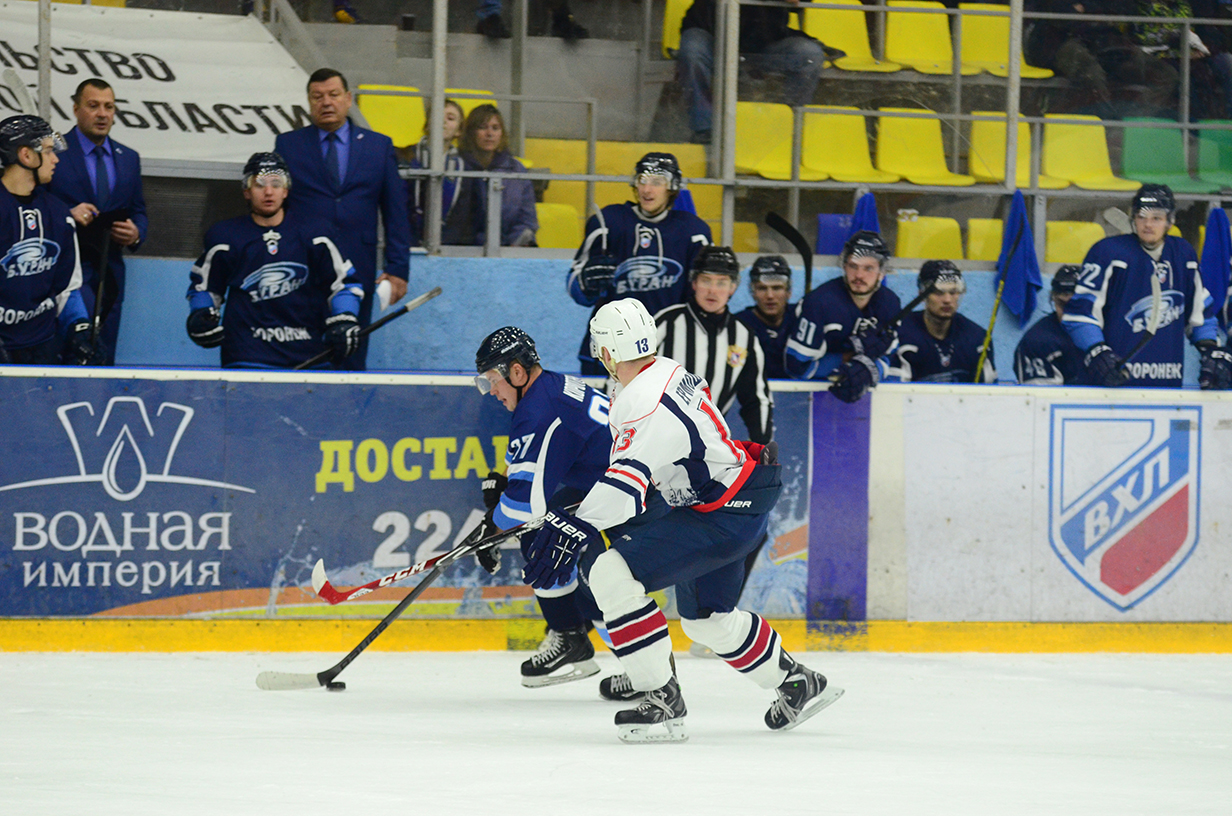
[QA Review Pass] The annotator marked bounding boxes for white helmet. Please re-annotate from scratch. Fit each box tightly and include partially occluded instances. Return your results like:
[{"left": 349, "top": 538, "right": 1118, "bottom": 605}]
[{"left": 589, "top": 298, "right": 657, "bottom": 370}]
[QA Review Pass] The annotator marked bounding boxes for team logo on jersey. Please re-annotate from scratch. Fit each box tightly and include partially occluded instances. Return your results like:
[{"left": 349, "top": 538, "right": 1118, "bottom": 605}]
[
  {"left": 1048, "top": 404, "right": 1200, "bottom": 611},
  {"left": 23, "top": 208, "right": 37, "bottom": 231},
  {"left": 240, "top": 262, "right": 309, "bottom": 302},
  {"left": 1, "top": 237, "right": 60, "bottom": 278},
  {"left": 613, "top": 257, "right": 683, "bottom": 295},
  {"left": 263, "top": 230, "right": 281, "bottom": 255},
  {"left": 726, "top": 344, "right": 747, "bottom": 368},
  {"left": 1124, "top": 289, "right": 1184, "bottom": 333},
  {"left": 636, "top": 224, "right": 654, "bottom": 249}
]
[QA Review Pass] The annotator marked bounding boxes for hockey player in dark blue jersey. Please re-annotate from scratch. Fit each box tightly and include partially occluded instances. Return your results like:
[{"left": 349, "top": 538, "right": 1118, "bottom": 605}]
[
  {"left": 471, "top": 326, "right": 619, "bottom": 689},
  {"left": 735, "top": 255, "right": 796, "bottom": 379},
  {"left": 1063, "top": 184, "right": 1231, "bottom": 390},
  {"left": 784, "top": 230, "right": 902, "bottom": 402},
  {"left": 567, "top": 152, "right": 711, "bottom": 374},
  {"left": 186, "top": 153, "right": 363, "bottom": 369},
  {"left": 886, "top": 261, "right": 996, "bottom": 383},
  {"left": 0, "top": 115, "right": 92, "bottom": 366},
  {"left": 1014, "top": 265, "right": 1086, "bottom": 385}
]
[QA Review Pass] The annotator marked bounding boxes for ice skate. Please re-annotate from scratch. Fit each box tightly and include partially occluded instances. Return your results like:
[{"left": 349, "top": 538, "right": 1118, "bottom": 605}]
[
  {"left": 616, "top": 675, "right": 688, "bottom": 743},
  {"left": 521, "top": 628, "right": 599, "bottom": 688},
  {"left": 765, "top": 652, "right": 844, "bottom": 731}
]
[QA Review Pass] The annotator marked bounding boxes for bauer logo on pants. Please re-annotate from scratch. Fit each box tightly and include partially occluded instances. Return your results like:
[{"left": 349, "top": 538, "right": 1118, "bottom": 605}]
[{"left": 1048, "top": 405, "right": 1200, "bottom": 611}]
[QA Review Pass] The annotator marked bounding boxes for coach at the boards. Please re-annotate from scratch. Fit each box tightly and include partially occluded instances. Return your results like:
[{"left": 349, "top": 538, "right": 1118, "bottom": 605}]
[{"left": 276, "top": 67, "right": 410, "bottom": 370}]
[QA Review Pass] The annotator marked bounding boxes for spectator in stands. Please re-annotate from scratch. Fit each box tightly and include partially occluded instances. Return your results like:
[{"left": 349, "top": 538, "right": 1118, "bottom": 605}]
[
  {"left": 735, "top": 255, "right": 797, "bottom": 380},
  {"left": 1130, "top": 0, "right": 1232, "bottom": 120},
  {"left": 406, "top": 99, "right": 482, "bottom": 247},
  {"left": 1013, "top": 265, "right": 1086, "bottom": 384},
  {"left": 275, "top": 67, "right": 409, "bottom": 371},
  {"left": 676, "top": 0, "right": 836, "bottom": 143},
  {"left": 47, "top": 78, "right": 147, "bottom": 366},
  {"left": 477, "top": 0, "right": 589, "bottom": 40},
  {"left": 885, "top": 261, "right": 996, "bottom": 384},
  {"left": 459, "top": 104, "right": 538, "bottom": 247}
]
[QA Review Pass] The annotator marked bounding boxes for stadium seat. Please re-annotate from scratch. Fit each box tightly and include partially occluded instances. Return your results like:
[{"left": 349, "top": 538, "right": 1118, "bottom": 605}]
[
  {"left": 704, "top": 221, "right": 760, "bottom": 253},
  {"left": 1196, "top": 120, "right": 1232, "bottom": 189},
  {"left": 797, "top": 0, "right": 903, "bottom": 73},
  {"left": 1045, "top": 221, "right": 1106, "bottom": 263},
  {"left": 534, "top": 203, "right": 583, "bottom": 249},
  {"left": 356, "top": 85, "right": 423, "bottom": 149},
  {"left": 802, "top": 106, "right": 901, "bottom": 182},
  {"left": 967, "top": 217, "right": 1003, "bottom": 261},
  {"left": 876, "top": 108, "right": 976, "bottom": 186},
  {"left": 885, "top": 1, "right": 979, "bottom": 76},
  {"left": 1121, "top": 118, "right": 1221, "bottom": 193},
  {"left": 1042, "top": 114, "right": 1140, "bottom": 190},
  {"left": 663, "top": 0, "right": 690, "bottom": 58},
  {"left": 816, "top": 214, "right": 855, "bottom": 255},
  {"left": 735, "top": 102, "right": 827, "bottom": 180},
  {"left": 957, "top": 4, "right": 1054, "bottom": 78},
  {"left": 896, "top": 213, "right": 965, "bottom": 259},
  {"left": 968, "top": 112, "right": 1068, "bottom": 189}
]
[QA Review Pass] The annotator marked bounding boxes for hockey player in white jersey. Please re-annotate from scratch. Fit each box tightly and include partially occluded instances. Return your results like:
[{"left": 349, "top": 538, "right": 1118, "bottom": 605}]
[{"left": 521, "top": 298, "right": 842, "bottom": 743}]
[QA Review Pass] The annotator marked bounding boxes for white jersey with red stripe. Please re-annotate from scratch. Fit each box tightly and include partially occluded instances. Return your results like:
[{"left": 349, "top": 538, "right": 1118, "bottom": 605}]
[{"left": 576, "top": 356, "right": 754, "bottom": 532}]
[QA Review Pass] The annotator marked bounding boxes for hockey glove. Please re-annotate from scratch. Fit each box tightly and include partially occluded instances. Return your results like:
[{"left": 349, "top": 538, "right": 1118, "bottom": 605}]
[
  {"left": 186, "top": 306, "right": 224, "bottom": 348},
  {"left": 481, "top": 470, "right": 508, "bottom": 510},
  {"left": 830, "top": 354, "right": 877, "bottom": 404},
  {"left": 1197, "top": 342, "right": 1232, "bottom": 390},
  {"left": 850, "top": 324, "right": 897, "bottom": 361},
  {"left": 579, "top": 255, "right": 618, "bottom": 298},
  {"left": 464, "top": 509, "right": 502, "bottom": 575},
  {"left": 1083, "top": 343, "right": 1130, "bottom": 387},
  {"left": 66, "top": 320, "right": 106, "bottom": 366},
  {"left": 324, "top": 313, "right": 361, "bottom": 359},
  {"left": 523, "top": 510, "right": 600, "bottom": 590}
]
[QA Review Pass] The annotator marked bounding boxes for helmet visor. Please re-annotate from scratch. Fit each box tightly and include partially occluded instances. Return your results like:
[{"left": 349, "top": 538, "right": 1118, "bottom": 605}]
[
  {"left": 633, "top": 172, "right": 670, "bottom": 188},
  {"left": 474, "top": 367, "right": 506, "bottom": 395}
]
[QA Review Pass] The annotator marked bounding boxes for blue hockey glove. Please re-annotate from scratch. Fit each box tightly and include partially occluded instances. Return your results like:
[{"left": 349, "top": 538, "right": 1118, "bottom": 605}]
[
  {"left": 830, "top": 354, "right": 876, "bottom": 403},
  {"left": 579, "top": 255, "right": 617, "bottom": 297},
  {"left": 522, "top": 510, "right": 600, "bottom": 590},
  {"left": 850, "top": 324, "right": 897, "bottom": 361},
  {"left": 481, "top": 470, "right": 507, "bottom": 510},
  {"left": 1197, "top": 342, "right": 1232, "bottom": 390},
  {"left": 186, "top": 306, "right": 223, "bottom": 349},
  {"left": 1083, "top": 343, "right": 1130, "bottom": 387},
  {"left": 324, "top": 313, "right": 361, "bottom": 358},
  {"left": 66, "top": 320, "right": 106, "bottom": 366}
]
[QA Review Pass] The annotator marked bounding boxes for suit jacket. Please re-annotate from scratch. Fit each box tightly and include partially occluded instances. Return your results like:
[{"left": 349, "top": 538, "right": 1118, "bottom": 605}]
[
  {"left": 46, "top": 126, "right": 148, "bottom": 297},
  {"left": 275, "top": 122, "right": 410, "bottom": 289}
]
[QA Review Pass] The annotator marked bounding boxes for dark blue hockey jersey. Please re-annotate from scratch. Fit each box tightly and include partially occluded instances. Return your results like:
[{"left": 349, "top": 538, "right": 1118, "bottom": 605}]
[
  {"left": 567, "top": 202, "right": 711, "bottom": 365},
  {"left": 0, "top": 186, "right": 88, "bottom": 349},
  {"left": 784, "top": 277, "right": 901, "bottom": 380},
  {"left": 1062, "top": 234, "right": 1218, "bottom": 388},
  {"left": 187, "top": 213, "right": 362, "bottom": 368},
  {"left": 886, "top": 311, "right": 995, "bottom": 383},
  {"left": 493, "top": 370, "right": 611, "bottom": 530},
  {"left": 1014, "top": 312, "right": 1085, "bottom": 385},
  {"left": 735, "top": 305, "right": 796, "bottom": 380}
]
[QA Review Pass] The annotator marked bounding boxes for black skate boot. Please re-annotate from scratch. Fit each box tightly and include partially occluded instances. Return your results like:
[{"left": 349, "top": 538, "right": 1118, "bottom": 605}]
[
  {"left": 600, "top": 653, "right": 675, "bottom": 702},
  {"left": 765, "top": 651, "right": 844, "bottom": 731},
  {"left": 521, "top": 627, "right": 599, "bottom": 688},
  {"left": 615, "top": 675, "right": 688, "bottom": 743}
]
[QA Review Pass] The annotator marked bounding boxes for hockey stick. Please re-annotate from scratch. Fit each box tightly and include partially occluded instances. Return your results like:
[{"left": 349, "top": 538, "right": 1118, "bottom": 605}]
[
  {"left": 293, "top": 285, "right": 441, "bottom": 370},
  {"left": 1, "top": 68, "right": 37, "bottom": 115},
  {"left": 974, "top": 214, "right": 1029, "bottom": 383},
  {"left": 765, "top": 211, "right": 813, "bottom": 293},
  {"left": 1119, "top": 269, "right": 1164, "bottom": 369}
]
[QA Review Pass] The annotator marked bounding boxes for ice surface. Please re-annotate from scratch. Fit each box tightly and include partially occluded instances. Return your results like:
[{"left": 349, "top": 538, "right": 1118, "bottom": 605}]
[{"left": 3, "top": 651, "right": 1229, "bottom": 815}]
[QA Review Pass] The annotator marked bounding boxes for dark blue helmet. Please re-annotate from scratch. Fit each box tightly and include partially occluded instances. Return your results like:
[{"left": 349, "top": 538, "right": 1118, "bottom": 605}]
[
  {"left": 242, "top": 151, "right": 291, "bottom": 189},
  {"left": 1051, "top": 264, "right": 1080, "bottom": 295},
  {"left": 633, "top": 152, "right": 681, "bottom": 191},
  {"left": 0, "top": 115, "right": 65, "bottom": 167},
  {"left": 1132, "top": 183, "right": 1175, "bottom": 217},
  {"left": 749, "top": 255, "right": 792, "bottom": 286},
  {"left": 918, "top": 259, "right": 965, "bottom": 294}
]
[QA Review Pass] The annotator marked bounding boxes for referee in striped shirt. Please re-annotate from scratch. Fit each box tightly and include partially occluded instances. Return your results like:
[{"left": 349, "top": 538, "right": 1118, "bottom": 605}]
[{"left": 654, "top": 245, "right": 773, "bottom": 444}]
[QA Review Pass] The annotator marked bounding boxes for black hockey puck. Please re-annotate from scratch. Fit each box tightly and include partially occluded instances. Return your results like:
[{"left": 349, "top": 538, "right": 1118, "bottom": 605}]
[{"left": 326, "top": 681, "right": 346, "bottom": 691}]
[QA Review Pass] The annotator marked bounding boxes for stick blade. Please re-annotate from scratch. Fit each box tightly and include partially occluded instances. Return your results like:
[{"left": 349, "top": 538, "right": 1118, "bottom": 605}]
[
  {"left": 255, "top": 671, "right": 323, "bottom": 691},
  {"left": 311, "top": 558, "right": 328, "bottom": 595},
  {"left": 312, "top": 560, "right": 347, "bottom": 605}
]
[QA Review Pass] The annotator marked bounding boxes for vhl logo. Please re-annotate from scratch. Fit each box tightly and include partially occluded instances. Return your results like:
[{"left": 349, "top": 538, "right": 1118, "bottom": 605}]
[
  {"left": 0, "top": 396, "right": 254, "bottom": 502},
  {"left": 1048, "top": 405, "right": 1200, "bottom": 611}
]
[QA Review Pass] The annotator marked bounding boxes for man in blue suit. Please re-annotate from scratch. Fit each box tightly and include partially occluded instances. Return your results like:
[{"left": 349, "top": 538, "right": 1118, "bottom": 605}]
[
  {"left": 275, "top": 68, "right": 410, "bottom": 371},
  {"left": 46, "top": 78, "right": 148, "bottom": 366}
]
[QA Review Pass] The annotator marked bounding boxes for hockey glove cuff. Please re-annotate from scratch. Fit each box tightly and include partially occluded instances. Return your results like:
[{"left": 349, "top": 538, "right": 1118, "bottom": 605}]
[
  {"left": 481, "top": 470, "right": 508, "bottom": 510},
  {"left": 579, "top": 256, "right": 617, "bottom": 297},
  {"left": 464, "top": 509, "right": 502, "bottom": 575},
  {"left": 830, "top": 354, "right": 877, "bottom": 404},
  {"left": 850, "top": 324, "right": 897, "bottom": 361},
  {"left": 1198, "top": 343, "right": 1232, "bottom": 390},
  {"left": 324, "top": 313, "right": 361, "bottom": 358},
  {"left": 1083, "top": 343, "right": 1130, "bottom": 387},
  {"left": 186, "top": 306, "right": 224, "bottom": 349},
  {"left": 523, "top": 510, "right": 600, "bottom": 590}
]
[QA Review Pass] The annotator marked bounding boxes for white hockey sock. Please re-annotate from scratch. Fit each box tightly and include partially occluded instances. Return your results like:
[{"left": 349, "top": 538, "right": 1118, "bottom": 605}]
[
  {"left": 681, "top": 610, "right": 786, "bottom": 689},
  {"left": 589, "top": 549, "right": 673, "bottom": 691}
]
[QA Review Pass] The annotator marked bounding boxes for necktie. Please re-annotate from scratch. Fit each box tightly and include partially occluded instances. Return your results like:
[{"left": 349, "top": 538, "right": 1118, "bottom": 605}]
[
  {"left": 325, "top": 133, "right": 341, "bottom": 189},
  {"left": 94, "top": 145, "right": 110, "bottom": 210}
]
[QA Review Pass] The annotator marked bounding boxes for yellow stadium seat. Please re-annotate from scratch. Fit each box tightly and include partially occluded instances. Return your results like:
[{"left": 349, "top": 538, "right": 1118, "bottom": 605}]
[
  {"left": 876, "top": 108, "right": 976, "bottom": 186},
  {"left": 967, "top": 218, "right": 1004, "bottom": 261},
  {"left": 1043, "top": 114, "right": 1141, "bottom": 191},
  {"left": 1045, "top": 221, "right": 1106, "bottom": 263},
  {"left": 1168, "top": 225, "right": 1182, "bottom": 236},
  {"left": 663, "top": 0, "right": 691, "bottom": 58},
  {"left": 886, "top": 1, "right": 979, "bottom": 76},
  {"left": 357, "top": 85, "right": 422, "bottom": 149},
  {"left": 797, "top": 0, "right": 903, "bottom": 73},
  {"left": 802, "top": 107, "right": 901, "bottom": 182},
  {"left": 535, "top": 203, "right": 583, "bottom": 249},
  {"left": 957, "top": 4, "right": 1054, "bottom": 78},
  {"left": 705, "top": 221, "right": 760, "bottom": 253},
  {"left": 897, "top": 213, "right": 965, "bottom": 259},
  {"left": 734, "top": 102, "right": 827, "bottom": 181},
  {"left": 968, "top": 111, "right": 1069, "bottom": 189}
]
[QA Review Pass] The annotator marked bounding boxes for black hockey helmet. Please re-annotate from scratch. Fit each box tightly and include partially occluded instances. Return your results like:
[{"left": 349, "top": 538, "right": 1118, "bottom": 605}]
[
  {"left": 749, "top": 255, "right": 792, "bottom": 286},
  {"left": 242, "top": 152, "right": 292, "bottom": 189},
  {"left": 1132, "top": 183, "right": 1176, "bottom": 218},
  {"left": 1051, "top": 264, "right": 1081, "bottom": 295},
  {"left": 840, "top": 230, "right": 891, "bottom": 268},
  {"left": 0, "top": 114, "right": 65, "bottom": 167},
  {"left": 633, "top": 151, "right": 682, "bottom": 191},
  {"left": 475, "top": 326, "right": 541, "bottom": 394},
  {"left": 691, "top": 245, "right": 740, "bottom": 282},
  {"left": 918, "top": 259, "right": 965, "bottom": 294}
]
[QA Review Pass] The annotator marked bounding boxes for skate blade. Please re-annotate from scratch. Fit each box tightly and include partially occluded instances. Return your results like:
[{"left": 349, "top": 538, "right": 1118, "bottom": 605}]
[
  {"left": 599, "top": 689, "right": 644, "bottom": 703},
  {"left": 777, "top": 686, "right": 845, "bottom": 732},
  {"left": 618, "top": 718, "right": 689, "bottom": 744},
  {"left": 521, "top": 659, "right": 601, "bottom": 688}
]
